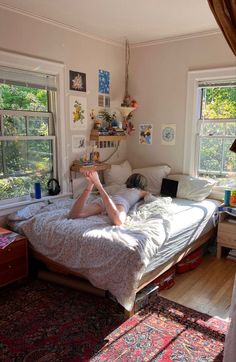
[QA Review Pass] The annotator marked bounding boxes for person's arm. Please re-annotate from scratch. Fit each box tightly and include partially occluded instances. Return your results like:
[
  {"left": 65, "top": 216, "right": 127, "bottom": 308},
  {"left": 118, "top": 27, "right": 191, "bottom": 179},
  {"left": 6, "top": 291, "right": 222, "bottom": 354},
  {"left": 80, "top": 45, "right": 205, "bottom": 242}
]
[
  {"left": 87, "top": 171, "right": 126, "bottom": 225},
  {"left": 68, "top": 175, "right": 94, "bottom": 219}
]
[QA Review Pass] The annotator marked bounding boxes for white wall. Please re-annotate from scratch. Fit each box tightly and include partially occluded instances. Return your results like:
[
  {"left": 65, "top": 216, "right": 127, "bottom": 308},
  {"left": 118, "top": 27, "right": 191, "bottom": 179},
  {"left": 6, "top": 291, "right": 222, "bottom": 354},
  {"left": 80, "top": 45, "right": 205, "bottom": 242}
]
[
  {"left": 0, "top": 7, "right": 127, "bottom": 179},
  {"left": 128, "top": 34, "right": 236, "bottom": 172}
]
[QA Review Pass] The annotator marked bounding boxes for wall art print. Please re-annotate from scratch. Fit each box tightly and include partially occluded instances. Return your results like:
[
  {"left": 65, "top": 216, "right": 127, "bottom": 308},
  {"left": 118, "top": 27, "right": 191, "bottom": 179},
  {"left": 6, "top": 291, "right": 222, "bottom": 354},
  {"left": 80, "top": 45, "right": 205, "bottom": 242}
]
[
  {"left": 161, "top": 124, "right": 176, "bottom": 145},
  {"left": 69, "top": 70, "right": 86, "bottom": 92},
  {"left": 139, "top": 124, "right": 153, "bottom": 145},
  {"left": 69, "top": 96, "right": 87, "bottom": 131},
  {"left": 98, "top": 69, "right": 110, "bottom": 94},
  {"left": 72, "top": 135, "right": 86, "bottom": 153}
]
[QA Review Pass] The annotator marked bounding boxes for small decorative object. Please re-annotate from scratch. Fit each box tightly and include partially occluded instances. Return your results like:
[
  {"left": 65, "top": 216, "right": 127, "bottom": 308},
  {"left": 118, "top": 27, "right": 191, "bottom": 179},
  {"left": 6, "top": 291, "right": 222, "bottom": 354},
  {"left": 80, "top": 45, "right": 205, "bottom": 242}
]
[
  {"left": 69, "top": 70, "right": 86, "bottom": 92},
  {"left": 111, "top": 112, "right": 119, "bottom": 128},
  {"left": 230, "top": 190, "right": 236, "bottom": 206},
  {"left": 90, "top": 109, "right": 102, "bottom": 130},
  {"left": 139, "top": 124, "right": 153, "bottom": 145},
  {"left": 69, "top": 96, "right": 87, "bottom": 130},
  {"left": 47, "top": 178, "right": 61, "bottom": 196},
  {"left": 98, "top": 69, "right": 110, "bottom": 94},
  {"left": 224, "top": 190, "right": 231, "bottom": 205},
  {"left": 72, "top": 135, "right": 86, "bottom": 153},
  {"left": 161, "top": 124, "right": 176, "bottom": 145}
]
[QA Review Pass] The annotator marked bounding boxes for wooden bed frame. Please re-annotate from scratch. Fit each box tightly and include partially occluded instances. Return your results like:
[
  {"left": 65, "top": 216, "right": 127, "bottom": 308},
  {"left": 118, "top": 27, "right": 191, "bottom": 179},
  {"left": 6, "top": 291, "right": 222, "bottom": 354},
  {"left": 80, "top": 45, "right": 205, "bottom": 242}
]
[{"left": 29, "top": 226, "right": 217, "bottom": 318}]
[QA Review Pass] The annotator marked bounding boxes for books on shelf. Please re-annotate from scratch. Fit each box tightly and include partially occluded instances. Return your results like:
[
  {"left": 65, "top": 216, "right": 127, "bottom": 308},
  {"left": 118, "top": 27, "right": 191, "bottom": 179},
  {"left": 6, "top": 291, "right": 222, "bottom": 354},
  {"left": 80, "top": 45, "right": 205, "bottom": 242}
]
[
  {"left": 0, "top": 231, "right": 18, "bottom": 249},
  {"left": 227, "top": 248, "right": 236, "bottom": 262}
]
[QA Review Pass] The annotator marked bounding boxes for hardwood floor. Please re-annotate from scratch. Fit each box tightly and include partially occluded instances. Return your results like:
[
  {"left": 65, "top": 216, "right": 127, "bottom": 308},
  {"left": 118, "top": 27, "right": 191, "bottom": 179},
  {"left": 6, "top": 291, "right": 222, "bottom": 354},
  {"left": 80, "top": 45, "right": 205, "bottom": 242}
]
[{"left": 159, "top": 253, "right": 236, "bottom": 320}]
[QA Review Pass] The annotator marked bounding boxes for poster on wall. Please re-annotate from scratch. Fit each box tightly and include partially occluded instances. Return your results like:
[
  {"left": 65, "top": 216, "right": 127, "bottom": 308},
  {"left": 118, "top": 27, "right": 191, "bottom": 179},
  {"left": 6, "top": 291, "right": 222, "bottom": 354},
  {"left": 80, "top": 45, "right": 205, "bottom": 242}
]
[
  {"left": 98, "top": 69, "right": 110, "bottom": 94},
  {"left": 139, "top": 124, "right": 153, "bottom": 145},
  {"left": 69, "top": 96, "right": 87, "bottom": 131},
  {"left": 161, "top": 124, "right": 176, "bottom": 145},
  {"left": 69, "top": 70, "right": 86, "bottom": 92},
  {"left": 72, "top": 135, "right": 86, "bottom": 153}
]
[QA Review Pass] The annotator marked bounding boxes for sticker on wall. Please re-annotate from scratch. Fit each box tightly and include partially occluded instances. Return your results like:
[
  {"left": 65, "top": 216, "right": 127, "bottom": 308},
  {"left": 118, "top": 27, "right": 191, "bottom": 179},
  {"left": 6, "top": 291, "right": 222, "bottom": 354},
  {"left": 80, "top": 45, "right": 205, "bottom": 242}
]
[
  {"left": 161, "top": 124, "right": 176, "bottom": 145},
  {"left": 139, "top": 124, "right": 153, "bottom": 145},
  {"left": 98, "top": 69, "right": 110, "bottom": 94},
  {"left": 72, "top": 135, "right": 86, "bottom": 153},
  {"left": 69, "top": 96, "right": 87, "bottom": 130},
  {"left": 69, "top": 70, "right": 86, "bottom": 92}
]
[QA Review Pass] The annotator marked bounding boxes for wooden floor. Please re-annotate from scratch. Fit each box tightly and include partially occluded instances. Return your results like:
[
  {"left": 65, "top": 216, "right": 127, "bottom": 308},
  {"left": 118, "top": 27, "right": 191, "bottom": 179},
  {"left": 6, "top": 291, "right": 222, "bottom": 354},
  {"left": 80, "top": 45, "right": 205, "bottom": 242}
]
[{"left": 159, "top": 253, "right": 236, "bottom": 320}]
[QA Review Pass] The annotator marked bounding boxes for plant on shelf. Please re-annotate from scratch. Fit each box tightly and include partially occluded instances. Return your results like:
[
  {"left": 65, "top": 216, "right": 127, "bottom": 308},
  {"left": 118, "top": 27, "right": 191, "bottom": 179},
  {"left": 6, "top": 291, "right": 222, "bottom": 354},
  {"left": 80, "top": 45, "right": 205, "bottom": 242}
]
[{"left": 99, "top": 110, "right": 113, "bottom": 129}]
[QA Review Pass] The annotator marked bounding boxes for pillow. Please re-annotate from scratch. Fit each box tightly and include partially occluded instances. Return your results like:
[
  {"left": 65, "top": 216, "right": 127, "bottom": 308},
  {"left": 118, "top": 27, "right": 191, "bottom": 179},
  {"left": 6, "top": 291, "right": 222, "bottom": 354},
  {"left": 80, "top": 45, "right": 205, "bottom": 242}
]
[
  {"left": 72, "top": 177, "right": 88, "bottom": 199},
  {"left": 132, "top": 165, "right": 171, "bottom": 194},
  {"left": 8, "top": 202, "right": 47, "bottom": 221},
  {"left": 103, "top": 160, "right": 132, "bottom": 186},
  {"left": 167, "top": 174, "right": 216, "bottom": 201}
]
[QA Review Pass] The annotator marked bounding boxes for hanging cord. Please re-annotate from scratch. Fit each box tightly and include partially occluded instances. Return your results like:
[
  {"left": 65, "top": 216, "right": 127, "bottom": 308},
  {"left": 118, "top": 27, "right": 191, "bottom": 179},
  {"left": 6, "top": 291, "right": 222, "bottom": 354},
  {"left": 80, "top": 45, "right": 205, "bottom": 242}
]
[
  {"left": 124, "top": 39, "right": 130, "bottom": 100},
  {"left": 100, "top": 141, "right": 120, "bottom": 163}
]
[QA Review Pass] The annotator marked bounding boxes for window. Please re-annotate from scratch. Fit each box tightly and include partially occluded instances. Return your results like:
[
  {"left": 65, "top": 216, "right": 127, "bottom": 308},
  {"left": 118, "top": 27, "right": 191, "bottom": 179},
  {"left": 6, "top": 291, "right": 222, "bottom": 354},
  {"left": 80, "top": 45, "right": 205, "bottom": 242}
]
[
  {"left": 0, "top": 68, "right": 57, "bottom": 202},
  {"left": 197, "top": 83, "right": 236, "bottom": 187},
  {"left": 184, "top": 67, "right": 236, "bottom": 190}
]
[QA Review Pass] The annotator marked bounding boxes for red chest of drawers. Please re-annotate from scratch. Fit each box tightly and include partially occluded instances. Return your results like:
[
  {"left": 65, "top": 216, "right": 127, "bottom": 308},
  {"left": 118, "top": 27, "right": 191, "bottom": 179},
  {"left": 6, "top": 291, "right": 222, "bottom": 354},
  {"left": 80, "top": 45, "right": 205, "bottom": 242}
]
[{"left": 0, "top": 227, "right": 28, "bottom": 287}]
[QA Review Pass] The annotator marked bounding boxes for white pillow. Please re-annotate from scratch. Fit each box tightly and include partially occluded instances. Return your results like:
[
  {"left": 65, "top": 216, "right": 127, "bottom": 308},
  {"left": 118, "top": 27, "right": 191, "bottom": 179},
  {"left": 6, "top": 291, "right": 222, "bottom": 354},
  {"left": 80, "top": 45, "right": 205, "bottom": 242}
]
[
  {"left": 167, "top": 174, "right": 216, "bottom": 201},
  {"left": 132, "top": 165, "right": 171, "bottom": 194},
  {"left": 72, "top": 177, "right": 88, "bottom": 199},
  {"left": 8, "top": 202, "right": 47, "bottom": 221},
  {"left": 104, "top": 160, "right": 132, "bottom": 186}
]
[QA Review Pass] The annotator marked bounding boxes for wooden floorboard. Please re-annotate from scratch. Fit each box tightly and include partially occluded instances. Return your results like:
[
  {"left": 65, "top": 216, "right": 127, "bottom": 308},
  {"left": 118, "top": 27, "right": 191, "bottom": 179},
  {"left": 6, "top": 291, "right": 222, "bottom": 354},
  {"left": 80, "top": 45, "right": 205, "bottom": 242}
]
[{"left": 159, "top": 253, "right": 236, "bottom": 319}]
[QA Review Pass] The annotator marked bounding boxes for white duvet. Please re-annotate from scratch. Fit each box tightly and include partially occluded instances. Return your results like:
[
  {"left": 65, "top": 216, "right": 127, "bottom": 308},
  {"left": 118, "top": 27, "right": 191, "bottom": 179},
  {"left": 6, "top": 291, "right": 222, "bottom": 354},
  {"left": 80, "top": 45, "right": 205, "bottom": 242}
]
[{"left": 8, "top": 197, "right": 175, "bottom": 311}]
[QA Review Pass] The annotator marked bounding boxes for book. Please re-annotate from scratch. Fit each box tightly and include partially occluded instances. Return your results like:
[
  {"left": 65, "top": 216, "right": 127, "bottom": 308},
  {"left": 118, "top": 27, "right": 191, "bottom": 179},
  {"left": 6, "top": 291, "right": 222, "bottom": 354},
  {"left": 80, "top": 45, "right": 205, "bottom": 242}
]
[
  {"left": 0, "top": 232, "right": 18, "bottom": 249},
  {"left": 218, "top": 206, "right": 236, "bottom": 217}
]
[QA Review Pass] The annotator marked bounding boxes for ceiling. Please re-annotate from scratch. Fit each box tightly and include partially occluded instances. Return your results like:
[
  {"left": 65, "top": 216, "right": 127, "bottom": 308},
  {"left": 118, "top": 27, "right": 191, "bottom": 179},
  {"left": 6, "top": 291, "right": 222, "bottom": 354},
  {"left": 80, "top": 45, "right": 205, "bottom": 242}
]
[{"left": 0, "top": 0, "right": 219, "bottom": 45}]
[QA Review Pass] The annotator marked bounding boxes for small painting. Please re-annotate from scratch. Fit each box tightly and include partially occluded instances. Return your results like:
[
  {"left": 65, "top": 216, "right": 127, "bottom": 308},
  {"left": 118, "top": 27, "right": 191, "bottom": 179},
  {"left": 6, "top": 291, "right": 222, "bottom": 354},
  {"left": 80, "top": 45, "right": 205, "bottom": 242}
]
[
  {"left": 72, "top": 135, "right": 86, "bottom": 153},
  {"left": 161, "top": 124, "right": 176, "bottom": 145},
  {"left": 69, "top": 96, "right": 87, "bottom": 130},
  {"left": 98, "top": 94, "right": 104, "bottom": 107},
  {"left": 99, "top": 69, "right": 110, "bottom": 94},
  {"left": 69, "top": 70, "right": 86, "bottom": 92},
  {"left": 139, "top": 124, "right": 153, "bottom": 145},
  {"left": 105, "top": 95, "right": 110, "bottom": 108}
]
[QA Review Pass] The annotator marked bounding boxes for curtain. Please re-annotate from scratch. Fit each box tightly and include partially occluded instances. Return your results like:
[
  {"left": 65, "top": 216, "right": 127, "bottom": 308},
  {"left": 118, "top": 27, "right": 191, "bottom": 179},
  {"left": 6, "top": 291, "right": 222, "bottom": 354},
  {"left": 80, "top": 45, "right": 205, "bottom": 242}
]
[{"left": 208, "top": 0, "right": 236, "bottom": 56}]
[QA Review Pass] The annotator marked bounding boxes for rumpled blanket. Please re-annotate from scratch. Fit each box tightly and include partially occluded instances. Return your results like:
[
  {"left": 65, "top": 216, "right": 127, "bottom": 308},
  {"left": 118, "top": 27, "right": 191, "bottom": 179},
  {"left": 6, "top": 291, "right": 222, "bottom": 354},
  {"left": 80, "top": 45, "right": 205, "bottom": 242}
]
[{"left": 8, "top": 196, "right": 175, "bottom": 311}]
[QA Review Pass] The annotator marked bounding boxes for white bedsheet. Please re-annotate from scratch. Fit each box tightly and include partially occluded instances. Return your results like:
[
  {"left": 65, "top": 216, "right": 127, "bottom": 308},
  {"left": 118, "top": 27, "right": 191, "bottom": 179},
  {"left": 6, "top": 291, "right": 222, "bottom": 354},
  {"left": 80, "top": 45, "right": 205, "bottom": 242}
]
[{"left": 8, "top": 197, "right": 219, "bottom": 311}]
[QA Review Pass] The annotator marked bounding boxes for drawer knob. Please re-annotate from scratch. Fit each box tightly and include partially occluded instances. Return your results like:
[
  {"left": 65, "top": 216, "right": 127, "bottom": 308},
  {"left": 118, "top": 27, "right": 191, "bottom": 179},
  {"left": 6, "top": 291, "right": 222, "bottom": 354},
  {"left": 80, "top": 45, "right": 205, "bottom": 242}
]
[
  {"left": 8, "top": 265, "right": 12, "bottom": 269},
  {"left": 7, "top": 248, "right": 11, "bottom": 252}
]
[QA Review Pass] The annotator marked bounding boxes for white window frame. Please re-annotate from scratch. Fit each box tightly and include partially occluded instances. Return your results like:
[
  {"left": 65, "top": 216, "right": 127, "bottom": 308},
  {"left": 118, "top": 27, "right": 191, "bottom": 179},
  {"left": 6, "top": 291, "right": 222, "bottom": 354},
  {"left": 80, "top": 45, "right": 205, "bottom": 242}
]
[
  {"left": 0, "top": 50, "right": 68, "bottom": 214},
  {"left": 184, "top": 67, "right": 236, "bottom": 178}
]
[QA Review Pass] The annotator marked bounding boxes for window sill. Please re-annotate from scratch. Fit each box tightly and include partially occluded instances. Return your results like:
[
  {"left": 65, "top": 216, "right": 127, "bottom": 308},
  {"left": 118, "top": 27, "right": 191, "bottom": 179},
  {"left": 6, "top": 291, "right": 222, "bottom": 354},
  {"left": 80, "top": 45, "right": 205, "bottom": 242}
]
[{"left": 0, "top": 193, "right": 72, "bottom": 217}]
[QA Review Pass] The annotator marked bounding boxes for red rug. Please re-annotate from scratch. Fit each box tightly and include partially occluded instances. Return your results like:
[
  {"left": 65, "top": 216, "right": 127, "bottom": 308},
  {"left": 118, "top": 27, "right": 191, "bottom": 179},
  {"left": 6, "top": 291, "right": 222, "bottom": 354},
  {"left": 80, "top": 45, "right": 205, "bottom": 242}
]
[{"left": 0, "top": 278, "right": 229, "bottom": 361}]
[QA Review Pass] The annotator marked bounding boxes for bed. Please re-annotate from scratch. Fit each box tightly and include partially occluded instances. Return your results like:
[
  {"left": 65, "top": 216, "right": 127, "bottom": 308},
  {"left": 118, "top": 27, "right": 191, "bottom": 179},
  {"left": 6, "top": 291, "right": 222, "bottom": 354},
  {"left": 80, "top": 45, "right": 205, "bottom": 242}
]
[{"left": 7, "top": 193, "right": 220, "bottom": 316}]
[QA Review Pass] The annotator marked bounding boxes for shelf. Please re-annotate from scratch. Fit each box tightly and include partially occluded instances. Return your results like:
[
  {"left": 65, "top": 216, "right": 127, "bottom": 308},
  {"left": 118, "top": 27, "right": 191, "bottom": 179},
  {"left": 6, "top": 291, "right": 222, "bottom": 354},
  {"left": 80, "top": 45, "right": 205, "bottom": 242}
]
[
  {"left": 90, "top": 130, "right": 127, "bottom": 141},
  {"left": 70, "top": 161, "right": 111, "bottom": 173}
]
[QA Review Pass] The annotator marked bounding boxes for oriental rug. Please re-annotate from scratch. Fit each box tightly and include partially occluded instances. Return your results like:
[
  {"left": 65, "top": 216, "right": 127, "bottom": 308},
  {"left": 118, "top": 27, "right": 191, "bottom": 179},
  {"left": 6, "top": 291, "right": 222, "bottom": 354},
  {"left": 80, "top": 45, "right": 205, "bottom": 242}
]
[{"left": 0, "top": 278, "right": 229, "bottom": 361}]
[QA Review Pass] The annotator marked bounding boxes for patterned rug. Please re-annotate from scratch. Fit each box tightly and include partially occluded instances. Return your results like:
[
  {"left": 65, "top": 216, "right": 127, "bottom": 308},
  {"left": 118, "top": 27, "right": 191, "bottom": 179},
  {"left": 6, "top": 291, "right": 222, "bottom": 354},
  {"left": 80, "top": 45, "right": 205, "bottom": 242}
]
[{"left": 0, "top": 278, "right": 229, "bottom": 361}]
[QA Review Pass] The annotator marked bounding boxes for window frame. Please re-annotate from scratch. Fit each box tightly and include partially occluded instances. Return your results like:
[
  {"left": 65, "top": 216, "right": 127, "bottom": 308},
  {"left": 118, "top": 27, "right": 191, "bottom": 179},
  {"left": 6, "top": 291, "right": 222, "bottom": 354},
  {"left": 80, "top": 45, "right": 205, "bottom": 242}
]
[
  {"left": 184, "top": 67, "right": 236, "bottom": 183},
  {"left": 0, "top": 50, "right": 68, "bottom": 214}
]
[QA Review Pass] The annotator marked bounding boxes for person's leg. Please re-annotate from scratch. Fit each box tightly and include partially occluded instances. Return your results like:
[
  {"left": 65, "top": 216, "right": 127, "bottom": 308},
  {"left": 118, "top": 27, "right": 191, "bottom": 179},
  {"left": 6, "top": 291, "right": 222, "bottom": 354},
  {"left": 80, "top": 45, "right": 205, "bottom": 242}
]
[{"left": 70, "top": 202, "right": 104, "bottom": 219}]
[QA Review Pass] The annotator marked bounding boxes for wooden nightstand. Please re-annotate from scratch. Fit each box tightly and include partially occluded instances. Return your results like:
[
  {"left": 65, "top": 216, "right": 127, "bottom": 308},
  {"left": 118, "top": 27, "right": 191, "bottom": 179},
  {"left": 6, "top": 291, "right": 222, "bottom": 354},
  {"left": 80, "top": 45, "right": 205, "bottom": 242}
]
[
  {"left": 217, "top": 212, "right": 236, "bottom": 258},
  {"left": 0, "top": 227, "right": 28, "bottom": 287}
]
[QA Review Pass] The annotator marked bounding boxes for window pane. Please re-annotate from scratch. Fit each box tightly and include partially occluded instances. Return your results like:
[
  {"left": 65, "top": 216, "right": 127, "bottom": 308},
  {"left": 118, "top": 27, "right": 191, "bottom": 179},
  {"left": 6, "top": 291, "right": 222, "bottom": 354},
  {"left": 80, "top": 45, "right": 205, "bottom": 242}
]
[
  {"left": 28, "top": 116, "right": 49, "bottom": 136},
  {"left": 199, "top": 138, "right": 222, "bottom": 174},
  {"left": 0, "top": 139, "right": 53, "bottom": 200},
  {"left": 223, "top": 138, "right": 236, "bottom": 173},
  {"left": 3, "top": 115, "right": 26, "bottom": 136},
  {"left": 201, "top": 122, "right": 225, "bottom": 136},
  {"left": 201, "top": 87, "right": 236, "bottom": 120},
  {"left": 0, "top": 84, "right": 48, "bottom": 111},
  {"left": 0, "top": 142, "right": 3, "bottom": 177}
]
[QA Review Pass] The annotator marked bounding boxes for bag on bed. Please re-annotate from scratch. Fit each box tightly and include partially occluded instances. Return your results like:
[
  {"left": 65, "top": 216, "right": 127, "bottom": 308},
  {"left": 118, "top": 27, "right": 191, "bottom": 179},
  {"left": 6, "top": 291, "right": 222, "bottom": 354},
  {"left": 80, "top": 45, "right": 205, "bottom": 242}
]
[{"left": 176, "top": 248, "right": 203, "bottom": 273}]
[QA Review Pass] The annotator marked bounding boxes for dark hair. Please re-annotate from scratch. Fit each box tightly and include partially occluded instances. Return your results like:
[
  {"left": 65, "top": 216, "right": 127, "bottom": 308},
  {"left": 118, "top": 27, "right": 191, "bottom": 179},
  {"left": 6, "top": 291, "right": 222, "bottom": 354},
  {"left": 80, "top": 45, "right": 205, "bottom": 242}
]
[{"left": 125, "top": 173, "right": 148, "bottom": 190}]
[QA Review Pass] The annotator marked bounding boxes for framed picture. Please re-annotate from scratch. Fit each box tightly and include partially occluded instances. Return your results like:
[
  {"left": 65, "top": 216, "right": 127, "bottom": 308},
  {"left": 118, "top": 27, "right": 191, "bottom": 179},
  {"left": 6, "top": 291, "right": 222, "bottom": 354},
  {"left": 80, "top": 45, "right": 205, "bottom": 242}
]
[
  {"left": 98, "top": 94, "right": 105, "bottom": 107},
  {"left": 69, "top": 96, "right": 87, "bottom": 130},
  {"left": 98, "top": 69, "right": 110, "bottom": 94},
  {"left": 69, "top": 70, "right": 86, "bottom": 92},
  {"left": 72, "top": 135, "right": 86, "bottom": 153},
  {"left": 139, "top": 124, "right": 153, "bottom": 145},
  {"left": 161, "top": 124, "right": 176, "bottom": 145},
  {"left": 105, "top": 95, "right": 110, "bottom": 108}
]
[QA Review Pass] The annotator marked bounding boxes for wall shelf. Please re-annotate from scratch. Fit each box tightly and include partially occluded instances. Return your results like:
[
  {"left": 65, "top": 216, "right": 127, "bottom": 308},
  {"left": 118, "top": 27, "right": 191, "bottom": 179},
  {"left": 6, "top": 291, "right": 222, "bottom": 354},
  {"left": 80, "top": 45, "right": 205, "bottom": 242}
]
[
  {"left": 90, "top": 130, "right": 127, "bottom": 142},
  {"left": 70, "top": 161, "right": 111, "bottom": 173}
]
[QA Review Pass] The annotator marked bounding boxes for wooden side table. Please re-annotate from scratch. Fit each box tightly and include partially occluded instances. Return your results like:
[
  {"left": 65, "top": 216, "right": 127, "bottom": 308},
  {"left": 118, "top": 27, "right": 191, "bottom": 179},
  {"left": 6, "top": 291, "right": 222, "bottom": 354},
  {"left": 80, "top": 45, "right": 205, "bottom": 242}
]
[
  {"left": 217, "top": 212, "right": 236, "bottom": 258},
  {"left": 0, "top": 227, "right": 28, "bottom": 287}
]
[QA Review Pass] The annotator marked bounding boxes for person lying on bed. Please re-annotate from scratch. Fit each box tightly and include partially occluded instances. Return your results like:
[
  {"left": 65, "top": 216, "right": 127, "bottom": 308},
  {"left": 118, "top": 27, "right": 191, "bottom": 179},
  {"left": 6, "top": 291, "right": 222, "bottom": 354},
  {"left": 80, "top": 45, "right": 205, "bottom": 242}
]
[{"left": 68, "top": 171, "right": 149, "bottom": 225}]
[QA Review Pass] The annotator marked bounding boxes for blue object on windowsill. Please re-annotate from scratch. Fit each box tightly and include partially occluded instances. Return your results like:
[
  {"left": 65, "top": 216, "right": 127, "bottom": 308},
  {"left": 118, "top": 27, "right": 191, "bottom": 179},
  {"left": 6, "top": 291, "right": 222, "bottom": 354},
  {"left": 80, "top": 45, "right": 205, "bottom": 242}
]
[{"left": 34, "top": 182, "right": 41, "bottom": 199}]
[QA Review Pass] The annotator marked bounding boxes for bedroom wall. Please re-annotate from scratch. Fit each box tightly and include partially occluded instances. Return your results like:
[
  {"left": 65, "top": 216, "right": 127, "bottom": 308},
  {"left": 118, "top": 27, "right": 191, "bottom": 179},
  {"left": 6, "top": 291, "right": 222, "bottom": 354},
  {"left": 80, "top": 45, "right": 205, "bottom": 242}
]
[
  {"left": 127, "top": 33, "right": 236, "bottom": 172},
  {"left": 0, "top": 7, "right": 126, "bottom": 178}
]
